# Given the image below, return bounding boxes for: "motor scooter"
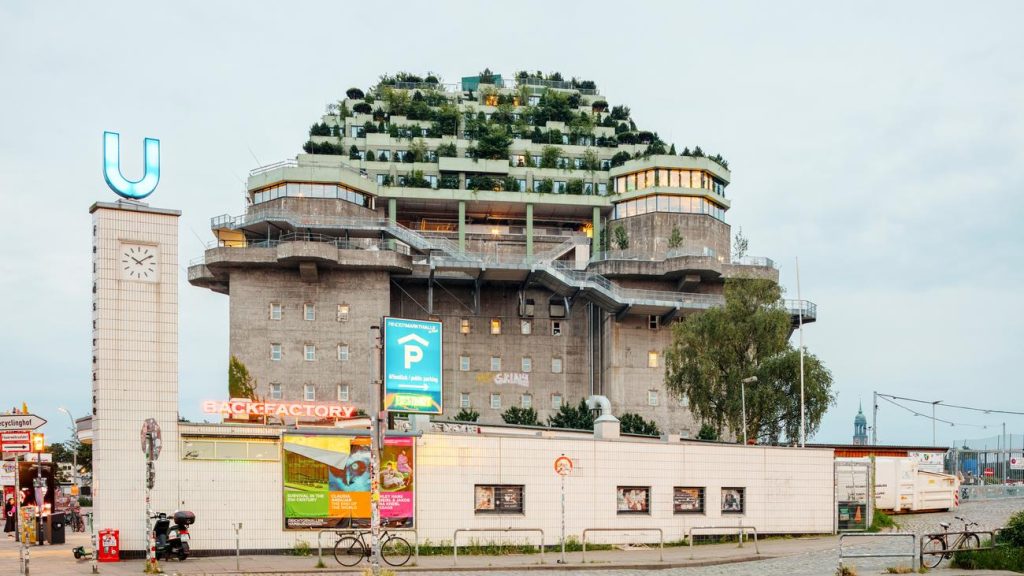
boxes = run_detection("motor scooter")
[151,510,195,560]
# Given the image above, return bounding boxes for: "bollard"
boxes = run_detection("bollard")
[233,523,243,571]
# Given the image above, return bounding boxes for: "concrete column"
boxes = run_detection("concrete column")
[458,201,466,253]
[592,206,602,256]
[388,198,397,225]
[526,203,534,258]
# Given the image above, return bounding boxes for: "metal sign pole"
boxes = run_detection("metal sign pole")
[368,324,383,576]
[560,474,566,564]
[145,438,155,573]
[15,453,26,576]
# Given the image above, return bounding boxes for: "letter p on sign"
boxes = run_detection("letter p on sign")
[397,334,429,369]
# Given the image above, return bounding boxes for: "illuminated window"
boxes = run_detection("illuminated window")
[338,344,349,362]
[551,394,563,410]
[521,357,532,373]
[460,319,471,334]
[490,394,501,409]
[520,319,532,335]
[270,303,282,320]
[460,393,471,408]
[490,356,501,371]
[648,390,659,406]
[304,344,316,361]
[337,304,349,322]
[460,355,470,371]
[551,357,563,374]
[490,318,502,335]
[648,351,659,368]
[521,394,532,409]
[337,384,349,402]
[270,343,282,361]
[270,383,282,400]
[304,384,315,401]
[304,303,315,321]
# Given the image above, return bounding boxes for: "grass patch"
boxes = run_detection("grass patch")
[868,510,899,532]
[836,565,857,576]
[291,539,312,556]
[952,546,1024,571]
[884,566,914,574]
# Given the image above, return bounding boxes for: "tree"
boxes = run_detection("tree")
[408,138,429,163]
[668,227,683,249]
[619,413,660,436]
[228,355,257,399]
[453,408,480,422]
[547,399,594,430]
[697,424,718,441]
[474,124,512,160]
[540,145,560,169]
[732,227,749,260]
[613,225,629,250]
[582,148,600,173]
[501,406,540,426]
[664,279,835,443]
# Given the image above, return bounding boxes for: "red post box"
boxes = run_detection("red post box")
[97,529,120,562]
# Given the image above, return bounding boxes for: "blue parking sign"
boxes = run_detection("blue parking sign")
[383,317,443,414]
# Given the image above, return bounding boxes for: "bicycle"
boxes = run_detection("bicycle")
[921,516,982,568]
[333,530,412,567]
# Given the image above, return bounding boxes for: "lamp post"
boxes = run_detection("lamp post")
[741,376,758,445]
[58,407,77,491]
[931,400,941,446]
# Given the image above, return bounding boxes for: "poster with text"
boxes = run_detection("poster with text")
[616,486,650,514]
[282,434,414,529]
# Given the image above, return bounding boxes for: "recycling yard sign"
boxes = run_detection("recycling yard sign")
[383,317,443,414]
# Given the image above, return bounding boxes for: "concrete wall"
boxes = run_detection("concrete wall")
[172,426,836,551]
[609,212,731,258]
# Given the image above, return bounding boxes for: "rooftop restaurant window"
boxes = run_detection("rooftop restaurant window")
[251,182,371,209]
[614,169,725,196]
[613,194,726,222]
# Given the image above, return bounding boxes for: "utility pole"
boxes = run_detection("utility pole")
[931,400,940,446]
[796,257,805,447]
[872,391,878,445]
[368,325,383,576]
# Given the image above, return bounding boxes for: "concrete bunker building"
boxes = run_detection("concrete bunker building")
[188,70,816,435]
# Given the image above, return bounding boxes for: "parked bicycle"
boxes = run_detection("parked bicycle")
[921,516,982,568]
[66,509,86,533]
[333,530,412,567]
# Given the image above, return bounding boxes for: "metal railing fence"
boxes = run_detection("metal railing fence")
[838,532,916,572]
[688,525,760,559]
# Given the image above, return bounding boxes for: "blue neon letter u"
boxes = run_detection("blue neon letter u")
[103,131,160,200]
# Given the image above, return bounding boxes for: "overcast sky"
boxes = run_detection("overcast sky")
[2,1,1022,447]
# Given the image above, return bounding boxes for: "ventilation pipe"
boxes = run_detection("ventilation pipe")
[586,395,620,440]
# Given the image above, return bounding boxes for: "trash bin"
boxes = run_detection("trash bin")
[47,514,66,544]
[98,529,120,562]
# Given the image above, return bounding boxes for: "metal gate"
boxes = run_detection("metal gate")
[835,460,872,532]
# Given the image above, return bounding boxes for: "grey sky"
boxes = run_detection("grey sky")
[2,1,1022,447]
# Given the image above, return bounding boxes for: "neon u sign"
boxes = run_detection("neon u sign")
[103,131,160,200]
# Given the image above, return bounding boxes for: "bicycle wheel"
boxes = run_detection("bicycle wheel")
[922,536,947,569]
[333,536,365,567]
[961,533,981,549]
[381,536,412,567]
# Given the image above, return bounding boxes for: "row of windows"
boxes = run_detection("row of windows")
[268,303,349,322]
[251,182,370,207]
[267,383,351,402]
[613,194,726,222]
[475,318,563,336]
[472,485,745,515]
[270,343,349,362]
[614,169,726,196]
[512,154,613,171]
[181,439,279,461]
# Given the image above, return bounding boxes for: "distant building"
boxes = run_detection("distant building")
[853,402,868,445]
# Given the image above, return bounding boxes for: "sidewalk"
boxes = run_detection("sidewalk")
[0,531,831,575]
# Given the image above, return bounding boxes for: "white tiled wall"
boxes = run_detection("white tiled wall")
[91,204,181,551]
[164,428,835,552]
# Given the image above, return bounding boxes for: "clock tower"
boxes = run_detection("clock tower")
[90,132,181,552]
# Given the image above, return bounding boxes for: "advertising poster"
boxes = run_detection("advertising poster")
[282,434,414,529]
[616,486,650,514]
[721,487,745,514]
[383,317,443,414]
[474,485,524,514]
[673,487,704,514]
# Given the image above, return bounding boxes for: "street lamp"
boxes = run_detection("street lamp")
[931,400,941,446]
[741,376,758,445]
[58,407,77,491]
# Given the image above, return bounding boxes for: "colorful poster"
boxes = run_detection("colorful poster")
[282,434,414,529]
[721,488,745,514]
[616,486,650,514]
[673,487,704,514]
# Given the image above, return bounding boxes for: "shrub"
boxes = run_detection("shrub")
[501,406,539,426]
[352,102,372,115]
[439,175,459,189]
[547,399,593,430]
[566,179,584,195]
[1002,508,1024,547]
[349,145,361,160]
[404,170,431,188]
[467,175,496,191]
[501,176,520,192]
[536,178,553,194]
[609,151,631,168]
[78,496,92,507]
[868,509,898,532]
[474,124,512,160]
[609,105,631,121]
[308,122,331,137]
[436,142,458,158]
[540,145,560,169]
[365,150,375,162]
[591,100,608,112]
[291,540,312,556]
[620,413,660,436]
[346,87,365,100]
[302,140,346,155]
[613,225,629,249]
[453,408,479,422]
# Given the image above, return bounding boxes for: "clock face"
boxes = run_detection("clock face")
[120,243,159,282]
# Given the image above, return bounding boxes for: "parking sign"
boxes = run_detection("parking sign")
[383,317,443,414]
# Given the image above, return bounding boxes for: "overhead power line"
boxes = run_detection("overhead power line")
[878,393,1024,417]
[877,395,989,429]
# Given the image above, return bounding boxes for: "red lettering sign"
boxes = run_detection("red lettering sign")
[202,399,356,420]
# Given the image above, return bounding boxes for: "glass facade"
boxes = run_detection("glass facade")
[613,194,726,221]
[614,169,725,197]
[251,182,371,208]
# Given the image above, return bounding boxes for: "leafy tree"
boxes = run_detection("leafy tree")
[453,408,480,422]
[501,406,540,426]
[346,87,365,100]
[404,170,431,188]
[474,124,512,160]
[228,355,257,399]
[501,176,520,192]
[540,145,560,169]
[697,424,719,441]
[352,102,372,115]
[434,103,461,136]
[349,145,361,160]
[732,227,749,260]
[365,150,376,162]
[668,227,683,249]
[668,143,677,155]
[547,399,594,430]
[609,105,631,121]
[436,142,458,158]
[613,225,629,250]
[408,139,429,163]
[582,148,600,173]
[610,151,631,168]
[664,279,835,443]
[619,413,661,436]
[536,178,554,193]
[566,179,584,195]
